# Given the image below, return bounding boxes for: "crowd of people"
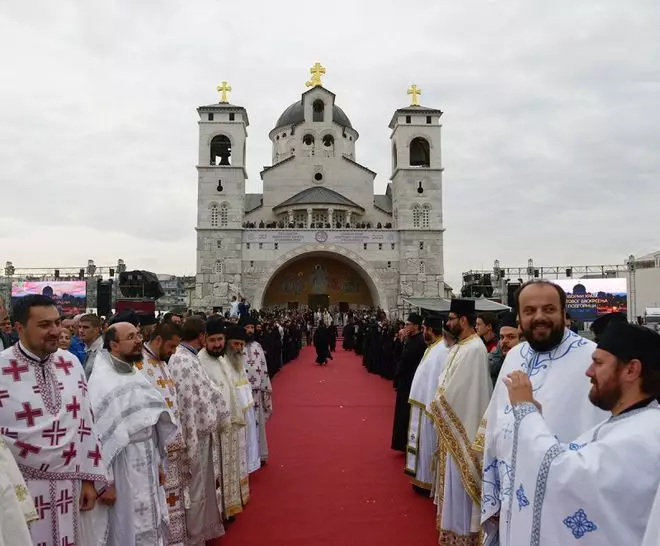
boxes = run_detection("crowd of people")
[0,295,309,546]
[344,280,660,545]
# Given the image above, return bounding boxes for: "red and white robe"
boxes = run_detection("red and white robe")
[244,341,273,464]
[0,343,107,546]
[137,343,187,545]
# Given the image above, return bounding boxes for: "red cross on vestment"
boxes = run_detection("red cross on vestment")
[66,396,81,419]
[0,389,9,407]
[15,401,44,427]
[61,443,77,465]
[166,492,179,506]
[55,356,74,376]
[77,374,88,395]
[87,444,102,466]
[56,489,73,515]
[15,440,41,458]
[42,421,67,446]
[77,419,91,442]
[61,536,75,546]
[2,360,30,382]
[33,494,51,519]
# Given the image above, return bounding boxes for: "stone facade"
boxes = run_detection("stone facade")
[193,81,445,314]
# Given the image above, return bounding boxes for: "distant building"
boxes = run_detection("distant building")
[630,250,660,320]
[156,274,195,311]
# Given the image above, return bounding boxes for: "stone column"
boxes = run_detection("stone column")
[288,209,294,225]
[346,210,352,227]
[307,207,313,228]
[328,207,334,227]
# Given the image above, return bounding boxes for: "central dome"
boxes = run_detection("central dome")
[275,100,353,129]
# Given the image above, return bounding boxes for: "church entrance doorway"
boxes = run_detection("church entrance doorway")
[308,294,330,310]
[261,253,377,310]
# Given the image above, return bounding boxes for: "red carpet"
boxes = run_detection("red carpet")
[213,346,437,546]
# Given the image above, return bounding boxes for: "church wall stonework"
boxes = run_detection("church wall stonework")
[193,78,445,315]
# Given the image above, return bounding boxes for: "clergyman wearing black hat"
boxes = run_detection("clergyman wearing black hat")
[502,322,660,545]
[390,312,427,452]
[590,312,628,344]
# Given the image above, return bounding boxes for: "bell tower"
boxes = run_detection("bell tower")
[194,82,249,310]
[389,85,445,303]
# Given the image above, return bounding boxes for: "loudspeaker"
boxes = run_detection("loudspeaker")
[97,280,113,317]
[507,283,521,309]
[118,270,164,299]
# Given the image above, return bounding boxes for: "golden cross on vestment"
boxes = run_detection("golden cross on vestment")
[407,84,422,106]
[217,81,232,103]
[305,62,326,87]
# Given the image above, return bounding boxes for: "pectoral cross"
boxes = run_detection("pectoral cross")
[217,81,232,103]
[306,62,326,87]
[407,84,422,106]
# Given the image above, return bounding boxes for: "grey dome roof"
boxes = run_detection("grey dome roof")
[275,100,353,129]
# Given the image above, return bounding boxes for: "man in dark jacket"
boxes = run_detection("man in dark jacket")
[391,313,427,452]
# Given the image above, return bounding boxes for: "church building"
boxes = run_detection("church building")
[193,64,446,314]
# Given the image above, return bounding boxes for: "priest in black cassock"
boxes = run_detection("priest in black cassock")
[342,320,356,351]
[391,313,427,452]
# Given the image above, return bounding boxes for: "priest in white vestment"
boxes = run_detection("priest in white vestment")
[476,281,607,545]
[502,321,660,545]
[242,317,273,466]
[88,322,177,546]
[405,315,451,493]
[429,299,492,544]
[168,317,232,545]
[0,435,36,546]
[0,295,108,546]
[200,321,251,518]
[136,322,187,545]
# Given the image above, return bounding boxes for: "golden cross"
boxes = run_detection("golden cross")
[305,62,326,87]
[407,84,422,106]
[217,81,232,103]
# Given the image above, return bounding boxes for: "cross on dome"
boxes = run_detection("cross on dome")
[305,62,326,87]
[217,81,232,103]
[407,84,422,106]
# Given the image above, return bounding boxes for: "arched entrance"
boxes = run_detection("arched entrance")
[254,247,383,311]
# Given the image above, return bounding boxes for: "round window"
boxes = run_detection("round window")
[314,173,323,182]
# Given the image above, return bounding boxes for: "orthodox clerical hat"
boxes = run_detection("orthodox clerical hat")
[206,319,225,337]
[449,299,476,317]
[500,311,518,329]
[225,325,248,342]
[597,322,660,368]
[239,316,259,327]
[407,313,423,326]
[137,312,157,327]
[423,314,445,332]
[109,310,140,327]
[590,312,628,338]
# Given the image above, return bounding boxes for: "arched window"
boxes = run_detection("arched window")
[421,203,431,229]
[410,137,430,167]
[210,135,232,165]
[392,142,398,170]
[302,134,315,157]
[210,204,219,227]
[303,134,315,146]
[412,204,421,228]
[313,100,325,122]
[322,134,334,148]
[219,203,229,227]
[214,260,224,274]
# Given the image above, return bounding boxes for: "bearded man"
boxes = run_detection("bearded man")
[488,311,521,385]
[242,317,273,467]
[137,322,187,544]
[502,322,660,545]
[88,322,176,545]
[168,317,231,544]
[429,299,492,544]
[477,280,607,544]
[0,295,107,546]
[199,321,251,518]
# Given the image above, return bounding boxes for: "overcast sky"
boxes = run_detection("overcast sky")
[1,0,659,291]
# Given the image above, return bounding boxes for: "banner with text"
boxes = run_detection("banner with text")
[243,230,398,244]
[551,278,627,322]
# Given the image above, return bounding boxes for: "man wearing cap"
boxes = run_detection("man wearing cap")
[242,317,273,467]
[405,315,453,494]
[137,322,187,544]
[590,311,628,343]
[137,312,158,342]
[488,311,521,385]
[200,321,251,517]
[429,299,492,544]
[168,317,232,544]
[477,280,608,544]
[391,313,427,452]
[502,322,660,545]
